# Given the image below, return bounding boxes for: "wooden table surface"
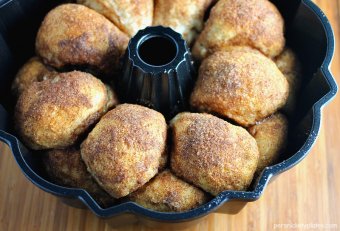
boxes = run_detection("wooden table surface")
[1,1,340,230]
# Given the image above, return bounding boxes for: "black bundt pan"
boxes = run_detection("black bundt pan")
[0,0,338,228]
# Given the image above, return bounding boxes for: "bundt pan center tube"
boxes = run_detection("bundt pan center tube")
[0,0,338,227]
[119,26,195,118]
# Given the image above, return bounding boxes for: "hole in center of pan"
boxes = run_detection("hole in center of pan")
[138,35,177,66]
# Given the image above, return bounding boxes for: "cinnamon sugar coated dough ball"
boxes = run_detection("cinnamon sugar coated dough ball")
[170,113,259,195]
[43,147,115,207]
[130,170,209,212]
[36,4,129,74]
[153,0,214,44]
[275,48,302,115]
[80,104,167,198]
[77,0,153,37]
[248,113,288,173]
[15,71,116,150]
[190,49,289,127]
[192,0,285,60]
[11,57,55,97]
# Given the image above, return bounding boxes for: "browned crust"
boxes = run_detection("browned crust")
[170,113,259,196]
[153,0,214,44]
[192,0,285,60]
[77,0,153,37]
[248,113,289,173]
[36,4,129,75]
[129,170,210,212]
[15,71,110,150]
[80,104,167,198]
[190,48,289,127]
[11,57,56,97]
[43,147,115,207]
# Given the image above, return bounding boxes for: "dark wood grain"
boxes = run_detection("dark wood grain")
[0,1,339,230]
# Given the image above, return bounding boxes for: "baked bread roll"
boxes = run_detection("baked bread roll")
[15,71,117,150]
[11,57,55,97]
[36,4,129,75]
[77,0,153,37]
[130,170,209,212]
[170,112,259,195]
[192,0,285,60]
[153,0,213,44]
[248,113,288,173]
[80,104,167,198]
[43,147,115,207]
[190,48,289,127]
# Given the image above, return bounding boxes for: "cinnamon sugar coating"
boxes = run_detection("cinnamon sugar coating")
[43,147,115,207]
[15,71,115,150]
[130,170,209,212]
[153,0,213,44]
[80,104,167,198]
[36,4,129,75]
[192,0,285,60]
[77,0,153,37]
[248,113,288,173]
[170,113,259,195]
[190,48,289,127]
[11,57,56,97]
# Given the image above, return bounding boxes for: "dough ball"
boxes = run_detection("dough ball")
[130,170,209,212]
[77,0,153,37]
[11,57,56,97]
[190,48,289,126]
[15,71,115,150]
[153,0,213,44]
[248,113,288,173]
[80,104,167,198]
[192,0,285,60]
[36,4,129,75]
[43,147,115,207]
[170,112,259,195]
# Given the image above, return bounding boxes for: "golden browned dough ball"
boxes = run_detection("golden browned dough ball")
[190,49,289,127]
[170,113,259,196]
[192,0,285,60]
[15,71,116,150]
[130,170,210,212]
[77,0,153,37]
[43,147,115,207]
[36,4,129,75]
[153,0,214,44]
[11,57,56,97]
[80,104,167,198]
[275,48,302,115]
[248,113,288,173]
